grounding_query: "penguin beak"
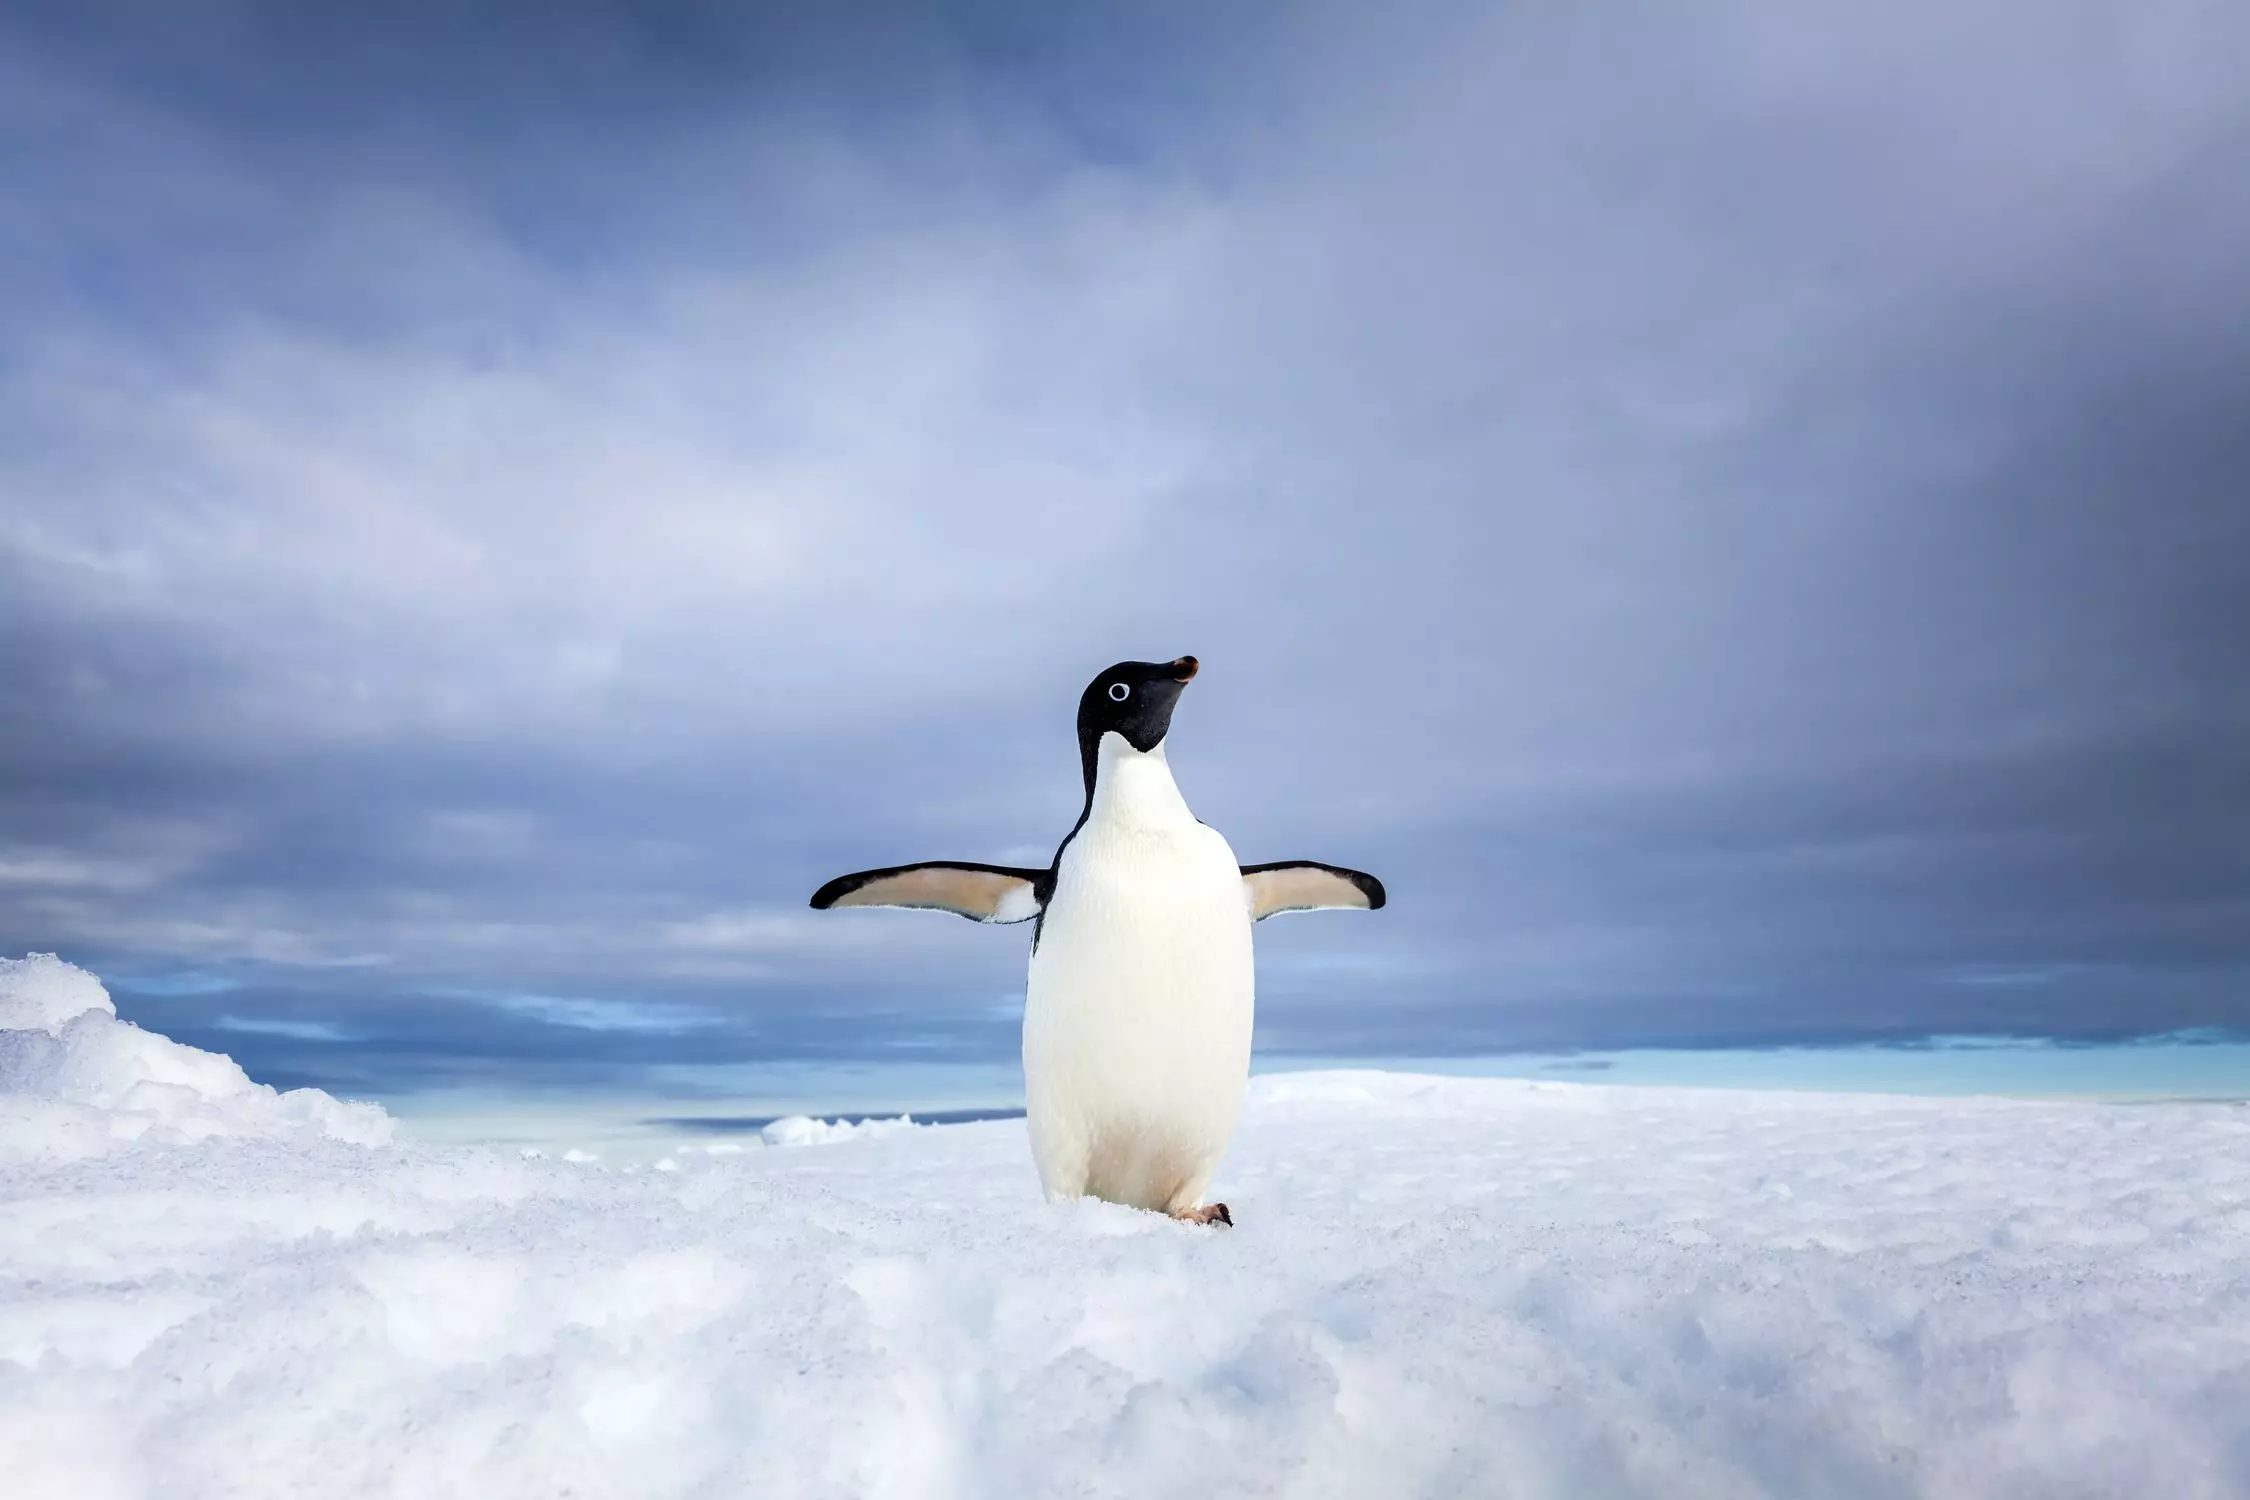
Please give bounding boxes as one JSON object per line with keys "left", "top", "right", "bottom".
{"left": 1120, "top": 665, "right": 1195, "bottom": 753}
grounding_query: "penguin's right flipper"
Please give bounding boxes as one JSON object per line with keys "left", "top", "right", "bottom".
{"left": 810, "top": 862, "right": 1045, "bottom": 923}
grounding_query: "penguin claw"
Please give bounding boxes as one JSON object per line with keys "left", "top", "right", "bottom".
{"left": 1173, "top": 1202, "right": 1233, "bottom": 1228}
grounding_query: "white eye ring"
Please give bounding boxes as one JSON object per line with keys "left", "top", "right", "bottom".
{"left": 1108, "top": 682, "right": 1130, "bottom": 702}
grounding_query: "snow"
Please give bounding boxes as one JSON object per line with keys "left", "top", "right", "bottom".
{"left": 4, "top": 957, "right": 2250, "bottom": 1498}
{"left": 0, "top": 951, "right": 116, "bottom": 1032}
{"left": 760, "top": 1112, "right": 922, "bottom": 1147}
{"left": 0, "top": 954, "right": 390, "bottom": 1158}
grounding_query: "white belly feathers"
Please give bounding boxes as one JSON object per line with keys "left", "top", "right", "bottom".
{"left": 1021, "top": 735, "right": 1255, "bottom": 1213}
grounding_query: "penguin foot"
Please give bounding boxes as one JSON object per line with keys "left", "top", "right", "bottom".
{"left": 1172, "top": 1203, "right": 1233, "bottom": 1228}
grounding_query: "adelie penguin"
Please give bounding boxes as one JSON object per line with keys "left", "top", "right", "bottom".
{"left": 810, "top": 657, "right": 1384, "bottom": 1227}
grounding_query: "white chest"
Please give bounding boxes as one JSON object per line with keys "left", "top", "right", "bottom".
{"left": 1041, "top": 736, "right": 1247, "bottom": 951}
{"left": 1021, "top": 735, "right": 1257, "bottom": 1208}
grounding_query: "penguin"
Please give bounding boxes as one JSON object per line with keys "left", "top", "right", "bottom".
{"left": 809, "top": 657, "right": 1384, "bottom": 1226}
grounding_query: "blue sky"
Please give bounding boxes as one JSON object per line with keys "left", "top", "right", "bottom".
{"left": 3, "top": 1, "right": 2249, "bottom": 1105}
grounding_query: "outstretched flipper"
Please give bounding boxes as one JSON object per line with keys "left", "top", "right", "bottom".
{"left": 1240, "top": 861, "right": 1386, "bottom": 920}
{"left": 810, "top": 862, "right": 1045, "bottom": 924}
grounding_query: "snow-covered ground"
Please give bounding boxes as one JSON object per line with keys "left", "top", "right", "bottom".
{"left": 5, "top": 955, "right": 2249, "bottom": 1499}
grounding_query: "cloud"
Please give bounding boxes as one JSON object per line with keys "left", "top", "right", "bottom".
{"left": 1, "top": 1, "right": 2248, "bottom": 1098}
{"left": 477, "top": 993, "right": 726, "bottom": 1036}
{"left": 0, "top": 851, "right": 173, "bottom": 892}
{"left": 213, "top": 1014, "right": 356, "bottom": 1043}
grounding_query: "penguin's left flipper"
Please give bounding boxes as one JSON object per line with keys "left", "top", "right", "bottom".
{"left": 1241, "top": 861, "right": 1387, "bottom": 920}
{"left": 810, "top": 861, "right": 1045, "bottom": 924}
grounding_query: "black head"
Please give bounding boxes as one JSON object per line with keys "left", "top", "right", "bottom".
{"left": 1076, "top": 656, "right": 1199, "bottom": 793}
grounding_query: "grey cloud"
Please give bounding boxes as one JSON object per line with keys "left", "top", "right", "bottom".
{"left": 2, "top": 1, "right": 2247, "bottom": 1100}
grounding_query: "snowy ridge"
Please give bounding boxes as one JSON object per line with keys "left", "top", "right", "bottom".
{"left": 0, "top": 954, "right": 391, "bottom": 1159}
{"left": 4, "top": 957, "right": 2250, "bottom": 1497}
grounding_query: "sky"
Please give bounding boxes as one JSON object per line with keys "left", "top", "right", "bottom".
{"left": 3, "top": 0, "right": 2248, "bottom": 1107}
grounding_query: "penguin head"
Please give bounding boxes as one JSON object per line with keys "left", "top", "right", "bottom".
{"left": 1077, "top": 656, "right": 1199, "bottom": 755}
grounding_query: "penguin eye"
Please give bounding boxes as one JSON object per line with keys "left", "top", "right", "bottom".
{"left": 1108, "top": 682, "right": 1130, "bottom": 702}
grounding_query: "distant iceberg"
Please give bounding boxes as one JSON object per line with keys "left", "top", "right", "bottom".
{"left": 758, "top": 1112, "right": 921, "bottom": 1147}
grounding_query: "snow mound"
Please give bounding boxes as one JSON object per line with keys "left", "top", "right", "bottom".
{"left": 0, "top": 951, "right": 116, "bottom": 1032}
{"left": 759, "top": 1112, "right": 920, "bottom": 1146}
{"left": 0, "top": 954, "right": 391, "bottom": 1158}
